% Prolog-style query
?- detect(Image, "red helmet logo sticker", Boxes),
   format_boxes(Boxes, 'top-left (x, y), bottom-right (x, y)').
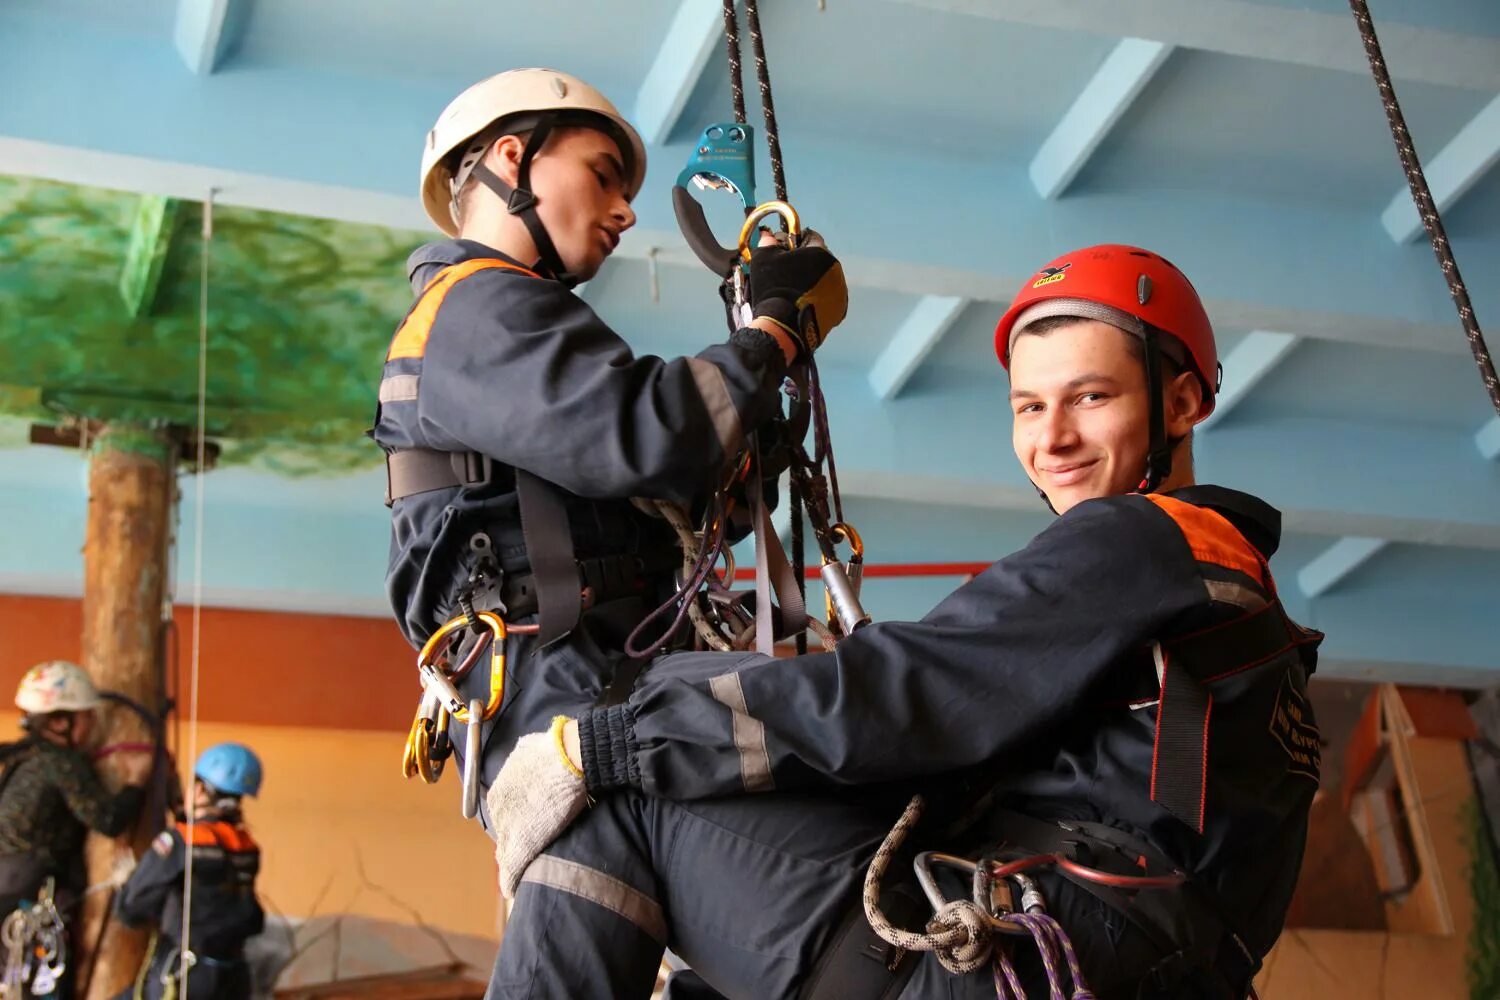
top-left (1031, 263), bottom-right (1071, 288)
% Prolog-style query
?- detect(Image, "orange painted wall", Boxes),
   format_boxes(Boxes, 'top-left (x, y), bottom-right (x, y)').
top-left (0, 594), bottom-right (416, 731)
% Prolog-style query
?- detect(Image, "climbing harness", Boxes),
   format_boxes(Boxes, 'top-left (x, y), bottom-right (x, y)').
top-left (1, 880), bottom-right (66, 999)
top-left (1347, 0), bottom-right (1497, 417)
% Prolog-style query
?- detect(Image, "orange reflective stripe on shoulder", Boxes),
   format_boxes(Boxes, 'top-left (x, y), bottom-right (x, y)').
top-left (386, 258), bottom-right (540, 362)
top-left (1144, 494), bottom-right (1266, 586)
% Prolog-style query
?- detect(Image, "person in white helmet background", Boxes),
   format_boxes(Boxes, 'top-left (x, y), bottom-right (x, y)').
top-left (113, 743), bottom-right (264, 1000)
top-left (0, 661), bottom-right (152, 998)
top-left (371, 68), bottom-right (850, 833)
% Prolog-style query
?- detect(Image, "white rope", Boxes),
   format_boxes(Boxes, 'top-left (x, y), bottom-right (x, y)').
top-left (177, 187), bottom-right (217, 999)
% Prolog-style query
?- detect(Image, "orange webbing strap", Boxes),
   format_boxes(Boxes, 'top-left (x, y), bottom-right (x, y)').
top-left (176, 820), bottom-right (258, 853)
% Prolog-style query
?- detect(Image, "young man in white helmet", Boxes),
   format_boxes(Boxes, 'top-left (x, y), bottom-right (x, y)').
top-left (0, 661), bottom-right (152, 998)
top-left (372, 68), bottom-right (849, 830)
top-left (484, 246), bottom-right (1321, 999)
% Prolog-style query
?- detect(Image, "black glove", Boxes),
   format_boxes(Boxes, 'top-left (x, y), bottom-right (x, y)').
top-left (747, 239), bottom-right (849, 354)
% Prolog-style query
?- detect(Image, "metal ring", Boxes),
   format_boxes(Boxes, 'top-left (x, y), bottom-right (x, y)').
top-left (736, 200), bottom-right (802, 262)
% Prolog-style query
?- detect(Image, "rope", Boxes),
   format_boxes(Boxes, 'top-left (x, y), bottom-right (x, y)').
top-left (720, 0), bottom-right (746, 125)
top-left (862, 797), bottom-right (1099, 998)
top-left (861, 797), bottom-right (988, 973)
top-left (1346, 0), bottom-right (1499, 416)
top-left (743, 0), bottom-right (787, 203)
top-left (177, 187), bottom-right (217, 1000)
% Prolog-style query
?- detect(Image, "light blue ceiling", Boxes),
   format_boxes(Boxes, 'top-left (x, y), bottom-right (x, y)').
top-left (0, 0), bottom-right (1497, 687)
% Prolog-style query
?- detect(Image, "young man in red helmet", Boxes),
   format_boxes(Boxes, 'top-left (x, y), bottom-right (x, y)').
top-left (371, 69), bottom-right (848, 824)
top-left (484, 245), bottom-right (1322, 999)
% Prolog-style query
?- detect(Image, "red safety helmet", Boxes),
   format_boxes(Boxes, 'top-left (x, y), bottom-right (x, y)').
top-left (994, 244), bottom-right (1220, 419)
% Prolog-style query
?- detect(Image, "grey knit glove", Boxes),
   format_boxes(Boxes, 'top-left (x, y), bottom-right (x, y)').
top-left (489, 717), bottom-right (588, 898)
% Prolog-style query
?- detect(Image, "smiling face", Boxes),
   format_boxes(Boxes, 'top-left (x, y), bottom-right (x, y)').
top-left (475, 126), bottom-right (636, 281)
top-left (1008, 318), bottom-right (1203, 513)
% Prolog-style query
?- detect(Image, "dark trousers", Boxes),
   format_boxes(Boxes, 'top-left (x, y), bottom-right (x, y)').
top-left (485, 780), bottom-right (1220, 1000)
top-left (111, 934), bottom-right (251, 1000)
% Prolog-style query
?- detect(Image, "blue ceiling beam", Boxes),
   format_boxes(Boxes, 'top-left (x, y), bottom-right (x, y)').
top-left (173, 0), bottom-right (250, 76)
top-left (1296, 536), bottom-right (1387, 598)
top-left (1198, 330), bottom-right (1300, 429)
top-left (868, 296), bottom-right (969, 400)
top-left (893, 0), bottom-right (1500, 90)
top-left (1479, 416), bottom-right (1500, 461)
top-left (1381, 92), bottom-right (1500, 243)
top-left (1, 15), bottom-right (1495, 345)
top-left (1029, 38), bottom-right (1174, 200)
top-left (632, 0), bottom-right (724, 148)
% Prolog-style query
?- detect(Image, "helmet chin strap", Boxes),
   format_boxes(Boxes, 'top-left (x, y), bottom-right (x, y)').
top-left (1136, 322), bottom-right (1175, 495)
top-left (470, 116), bottom-right (580, 288)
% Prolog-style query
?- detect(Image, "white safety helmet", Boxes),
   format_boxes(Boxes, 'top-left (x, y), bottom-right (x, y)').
top-left (419, 68), bottom-right (647, 239)
top-left (15, 660), bottom-right (101, 715)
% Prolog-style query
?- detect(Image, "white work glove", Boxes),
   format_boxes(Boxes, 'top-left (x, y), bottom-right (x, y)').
top-left (489, 716), bottom-right (588, 898)
top-left (108, 851), bottom-right (138, 889)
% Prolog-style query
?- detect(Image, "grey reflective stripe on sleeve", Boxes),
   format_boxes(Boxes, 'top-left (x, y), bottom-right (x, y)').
top-left (520, 855), bottom-right (667, 943)
top-left (1204, 578), bottom-right (1269, 611)
top-left (685, 357), bottom-right (744, 459)
top-left (378, 374), bottom-right (420, 403)
top-left (708, 672), bottom-right (774, 792)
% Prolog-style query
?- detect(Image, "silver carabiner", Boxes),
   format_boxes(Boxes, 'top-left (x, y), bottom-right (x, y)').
top-left (461, 697), bottom-right (483, 820)
top-left (418, 663), bottom-right (467, 716)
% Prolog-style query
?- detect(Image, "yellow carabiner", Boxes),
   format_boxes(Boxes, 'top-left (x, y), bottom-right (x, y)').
top-left (414, 609), bottom-right (509, 724)
top-left (828, 521), bottom-right (865, 561)
top-left (736, 200), bottom-right (803, 263)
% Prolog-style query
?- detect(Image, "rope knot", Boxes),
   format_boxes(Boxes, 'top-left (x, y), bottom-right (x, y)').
top-left (928, 899), bottom-right (994, 974)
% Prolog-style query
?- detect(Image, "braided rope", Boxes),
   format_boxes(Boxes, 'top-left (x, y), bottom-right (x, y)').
top-left (1347, 0), bottom-right (1498, 415)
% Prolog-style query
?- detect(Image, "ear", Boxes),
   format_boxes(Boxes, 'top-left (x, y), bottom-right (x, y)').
top-left (1164, 370), bottom-right (1205, 437)
top-left (485, 134), bottom-right (528, 189)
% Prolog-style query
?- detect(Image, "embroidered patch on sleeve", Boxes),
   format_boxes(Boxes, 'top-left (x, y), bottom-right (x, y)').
top-left (1269, 672), bottom-right (1321, 781)
top-left (151, 831), bottom-right (174, 857)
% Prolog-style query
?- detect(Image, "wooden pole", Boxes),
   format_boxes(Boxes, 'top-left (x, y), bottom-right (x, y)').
top-left (75, 423), bottom-right (177, 999)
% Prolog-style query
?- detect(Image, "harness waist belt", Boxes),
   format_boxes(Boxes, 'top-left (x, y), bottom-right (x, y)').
top-left (385, 448), bottom-right (492, 506)
top-left (491, 550), bottom-right (680, 620)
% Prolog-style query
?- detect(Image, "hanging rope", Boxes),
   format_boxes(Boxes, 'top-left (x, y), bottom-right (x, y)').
top-left (720, 0), bottom-right (746, 126)
top-left (1347, 0), bottom-right (1499, 416)
top-left (742, 0), bottom-right (788, 203)
top-left (176, 187), bottom-right (217, 1000)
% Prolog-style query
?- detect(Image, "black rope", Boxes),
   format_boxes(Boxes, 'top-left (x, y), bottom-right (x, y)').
top-left (743, 0), bottom-right (788, 203)
top-left (721, 0), bottom-right (746, 125)
top-left (789, 475), bottom-right (808, 655)
top-left (1347, 0), bottom-right (1499, 416)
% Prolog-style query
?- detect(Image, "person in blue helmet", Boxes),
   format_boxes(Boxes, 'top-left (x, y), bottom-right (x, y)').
top-left (113, 743), bottom-right (264, 1000)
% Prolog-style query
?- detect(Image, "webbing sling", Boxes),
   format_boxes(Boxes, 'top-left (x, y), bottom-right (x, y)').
top-left (516, 469), bottom-right (582, 645)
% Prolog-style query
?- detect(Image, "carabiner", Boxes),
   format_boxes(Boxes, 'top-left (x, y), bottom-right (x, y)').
top-left (416, 610), bottom-right (508, 722)
top-left (736, 201), bottom-right (803, 263)
top-left (461, 697), bottom-right (483, 820)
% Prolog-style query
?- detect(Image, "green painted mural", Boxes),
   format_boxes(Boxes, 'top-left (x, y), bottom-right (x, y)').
top-left (0, 175), bottom-right (430, 473)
